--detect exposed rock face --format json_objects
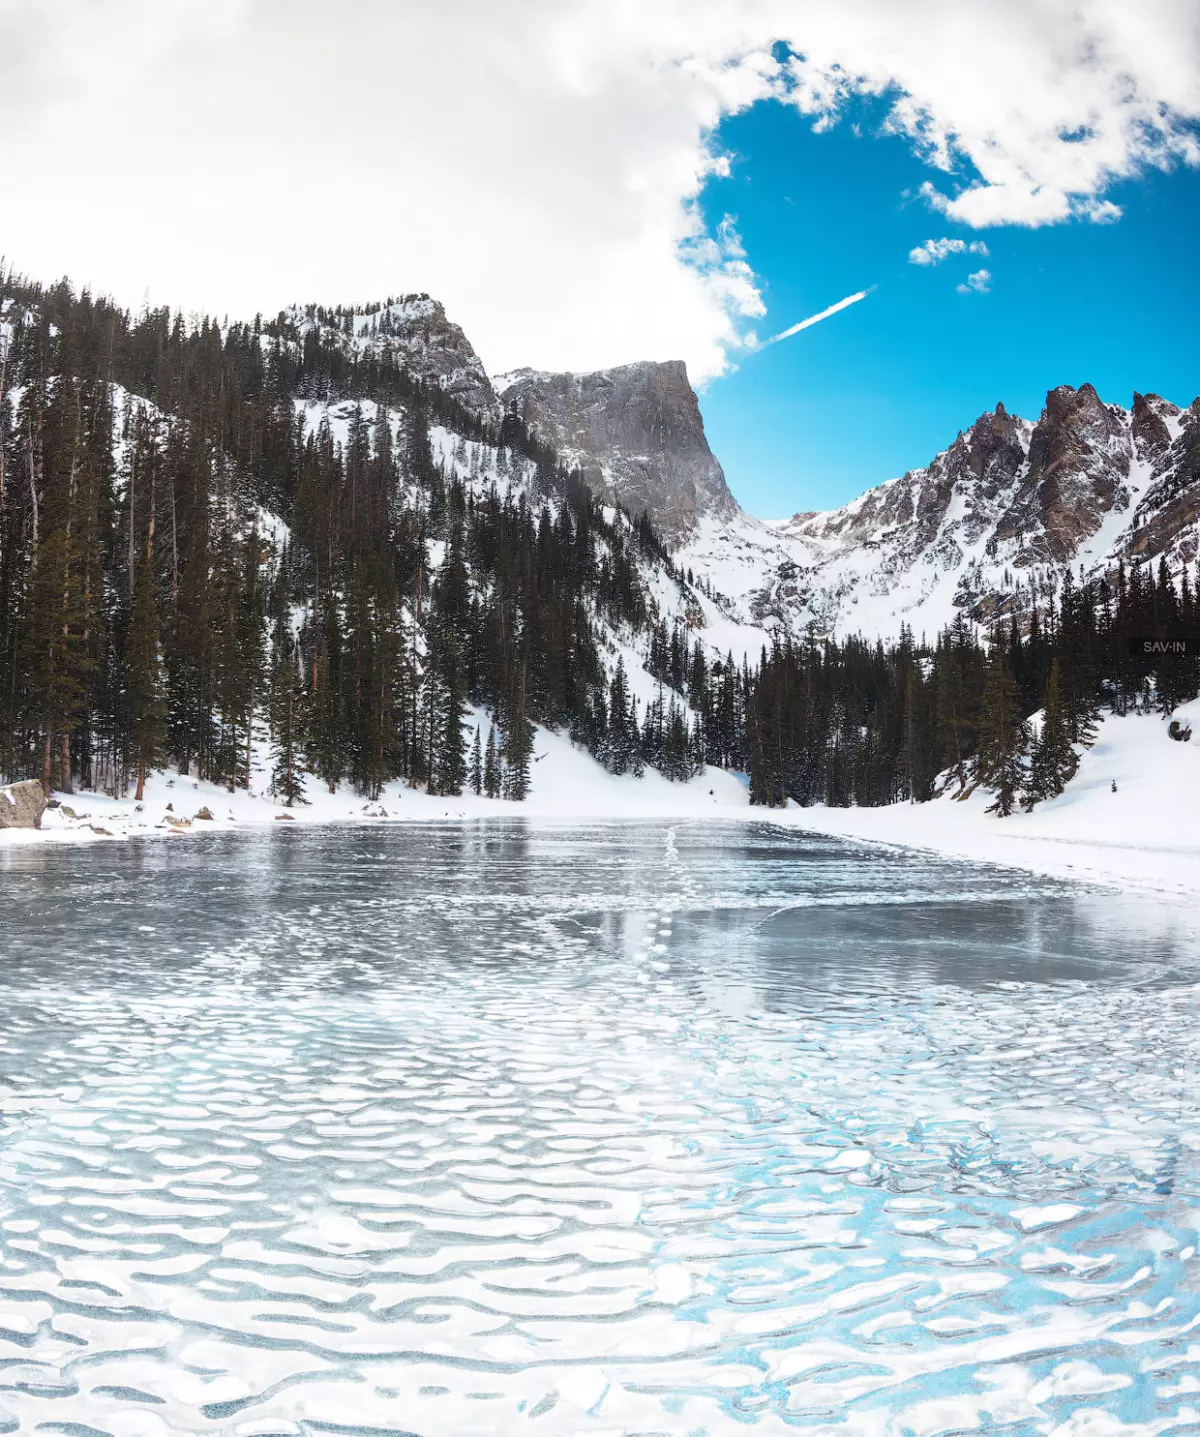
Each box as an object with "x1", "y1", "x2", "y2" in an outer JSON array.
[
  {"x1": 0, "y1": 779, "x2": 46, "y2": 829},
  {"x1": 284, "y1": 296, "x2": 499, "y2": 419},
  {"x1": 1131, "y1": 391, "x2": 1177, "y2": 462},
  {"x1": 1127, "y1": 399, "x2": 1200, "y2": 566},
  {"x1": 995, "y1": 383, "x2": 1131, "y2": 562},
  {"x1": 684, "y1": 382, "x2": 1200, "y2": 642},
  {"x1": 805, "y1": 401, "x2": 1029, "y2": 560},
  {"x1": 498, "y1": 361, "x2": 738, "y2": 546},
  {"x1": 368, "y1": 297, "x2": 498, "y2": 418}
]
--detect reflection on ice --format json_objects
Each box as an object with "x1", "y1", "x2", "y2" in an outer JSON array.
[{"x1": 0, "y1": 820, "x2": 1197, "y2": 1435}]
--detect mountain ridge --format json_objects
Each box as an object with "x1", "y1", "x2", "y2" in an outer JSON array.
[
  {"x1": 496, "y1": 359, "x2": 739, "y2": 547},
  {"x1": 270, "y1": 291, "x2": 1200, "y2": 645}
]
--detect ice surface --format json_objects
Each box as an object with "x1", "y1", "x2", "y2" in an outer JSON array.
[{"x1": 0, "y1": 822, "x2": 1197, "y2": 1435}]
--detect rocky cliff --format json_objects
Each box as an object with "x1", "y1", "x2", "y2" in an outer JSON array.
[
  {"x1": 680, "y1": 384, "x2": 1200, "y2": 641},
  {"x1": 284, "y1": 295, "x2": 499, "y2": 419},
  {"x1": 497, "y1": 361, "x2": 739, "y2": 546},
  {"x1": 281, "y1": 291, "x2": 1200, "y2": 642}
]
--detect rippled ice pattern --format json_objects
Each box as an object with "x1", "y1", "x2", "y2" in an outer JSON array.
[{"x1": 1, "y1": 822, "x2": 1199, "y2": 1437}]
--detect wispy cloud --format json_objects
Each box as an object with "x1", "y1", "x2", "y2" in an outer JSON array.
[
  {"x1": 756, "y1": 289, "x2": 874, "y2": 348},
  {"x1": 909, "y1": 237, "x2": 990, "y2": 266},
  {"x1": 957, "y1": 269, "x2": 992, "y2": 294}
]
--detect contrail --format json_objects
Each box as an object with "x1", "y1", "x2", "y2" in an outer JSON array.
[{"x1": 759, "y1": 287, "x2": 874, "y2": 347}]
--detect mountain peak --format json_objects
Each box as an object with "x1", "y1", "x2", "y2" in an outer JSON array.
[
  {"x1": 281, "y1": 294, "x2": 499, "y2": 418},
  {"x1": 497, "y1": 359, "x2": 738, "y2": 545}
]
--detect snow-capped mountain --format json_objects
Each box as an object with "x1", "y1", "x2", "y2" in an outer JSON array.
[
  {"x1": 285, "y1": 295, "x2": 500, "y2": 419},
  {"x1": 678, "y1": 383, "x2": 1199, "y2": 641},
  {"x1": 266, "y1": 298, "x2": 1200, "y2": 646},
  {"x1": 496, "y1": 361, "x2": 738, "y2": 547},
  {"x1": 6, "y1": 274, "x2": 1199, "y2": 817}
]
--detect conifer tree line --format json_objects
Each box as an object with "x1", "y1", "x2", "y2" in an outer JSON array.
[
  {"x1": 745, "y1": 559, "x2": 1200, "y2": 813},
  {"x1": 1, "y1": 271, "x2": 1196, "y2": 814},
  {"x1": 0, "y1": 272, "x2": 728, "y2": 802}
]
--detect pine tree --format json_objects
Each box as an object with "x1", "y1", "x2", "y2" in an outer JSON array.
[
  {"x1": 1057, "y1": 569, "x2": 1100, "y2": 744},
  {"x1": 470, "y1": 725, "x2": 482, "y2": 796},
  {"x1": 434, "y1": 628, "x2": 468, "y2": 797},
  {"x1": 309, "y1": 600, "x2": 345, "y2": 794},
  {"x1": 269, "y1": 629, "x2": 308, "y2": 806},
  {"x1": 125, "y1": 555, "x2": 166, "y2": 801},
  {"x1": 501, "y1": 665, "x2": 534, "y2": 800},
  {"x1": 978, "y1": 648, "x2": 1027, "y2": 817},
  {"x1": 605, "y1": 657, "x2": 641, "y2": 776},
  {"x1": 900, "y1": 662, "x2": 935, "y2": 802},
  {"x1": 1026, "y1": 658, "x2": 1075, "y2": 807},
  {"x1": 935, "y1": 620, "x2": 983, "y2": 789},
  {"x1": 483, "y1": 724, "x2": 499, "y2": 798}
]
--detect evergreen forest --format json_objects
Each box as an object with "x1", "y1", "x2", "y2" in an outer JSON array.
[{"x1": 1, "y1": 272, "x2": 1197, "y2": 816}]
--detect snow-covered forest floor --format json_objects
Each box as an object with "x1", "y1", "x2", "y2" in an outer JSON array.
[
  {"x1": 5, "y1": 706, "x2": 1197, "y2": 901},
  {"x1": 794, "y1": 703, "x2": 1200, "y2": 898}
]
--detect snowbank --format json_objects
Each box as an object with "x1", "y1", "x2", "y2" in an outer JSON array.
[
  {"x1": 0, "y1": 715, "x2": 749, "y2": 850},
  {"x1": 790, "y1": 706, "x2": 1200, "y2": 897},
  {"x1": 4, "y1": 708, "x2": 1196, "y2": 902}
]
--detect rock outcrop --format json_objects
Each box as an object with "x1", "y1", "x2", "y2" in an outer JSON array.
[
  {"x1": 995, "y1": 383, "x2": 1131, "y2": 562},
  {"x1": 0, "y1": 780, "x2": 47, "y2": 829},
  {"x1": 498, "y1": 360, "x2": 738, "y2": 546},
  {"x1": 284, "y1": 295, "x2": 499, "y2": 419},
  {"x1": 367, "y1": 296, "x2": 498, "y2": 418},
  {"x1": 1127, "y1": 398, "x2": 1200, "y2": 566},
  {"x1": 683, "y1": 382, "x2": 1200, "y2": 642}
]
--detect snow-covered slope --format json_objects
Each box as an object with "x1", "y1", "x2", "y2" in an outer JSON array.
[
  {"x1": 3, "y1": 705, "x2": 749, "y2": 847},
  {"x1": 679, "y1": 385, "x2": 1200, "y2": 642},
  {"x1": 282, "y1": 295, "x2": 499, "y2": 419},
  {"x1": 790, "y1": 702, "x2": 1200, "y2": 897}
]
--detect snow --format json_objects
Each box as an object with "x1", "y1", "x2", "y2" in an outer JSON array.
[
  {"x1": 0, "y1": 708, "x2": 748, "y2": 852},
  {"x1": 6, "y1": 706, "x2": 1197, "y2": 903},
  {"x1": 254, "y1": 503, "x2": 291, "y2": 554},
  {"x1": 787, "y1": 706, "x2": 1200, "y2": 898},
  {"x1": 681, "y1": 397, "x2": 1196, "y2": 647}
]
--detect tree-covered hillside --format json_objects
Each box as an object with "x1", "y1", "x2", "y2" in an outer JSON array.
[
  {"x1": 0, "y1": 272, "x2": 721, "y2": 801},
  {"x1": 2, "y1": 270, "x2": 1197, "y2": 817}
]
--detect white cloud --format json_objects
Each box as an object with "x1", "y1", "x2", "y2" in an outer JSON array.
[
  {"x1": 957, "y1": 269, "x2": 993, "y2": 294},
  {"x1": 1077, "y1": 198, "x2": 1124, "y2": 223},
  {"x1": 908, "y1": 237, "x2": 990, "y2": 266},
  {"x1": 0, "y1": 0, "x2": 1197, "y2": 379}
]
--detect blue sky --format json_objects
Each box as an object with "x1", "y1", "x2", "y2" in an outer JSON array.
[
  {"x1": 697, "y1": 98, "x2": 1200, "y2": 517},
  {"x1": 5, "y1": 2, "x2": 1197, "y2": 519}
]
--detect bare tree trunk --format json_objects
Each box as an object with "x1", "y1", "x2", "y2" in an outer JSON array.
[
  {"x1": 0, "y1": 330, "x2": 8, "y2": 509},
  {"x1": 41, "y1": 732, "x2": 52, "y2": 797},
  {"x1": 135, "y1": 754, "x2": 145, "y2": 803},
  {"x1": 28, "y1": 416, "x2": 39, "y2": 564},
  {"x1": 58, "y1": 391, "x2": 82, "y2": 798},
  {"x1": 285, "y1": 704, "x2": 294, "y2": 806},
  {"x1": 128, "y1": 436, "x2": 136, "y2": 606},
  {"x1": 169, "y1": 469, "x2": 178, "y2": 602}
]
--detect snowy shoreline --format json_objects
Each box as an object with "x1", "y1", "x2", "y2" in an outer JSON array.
[{"x1": 4, "y1": 708, "x2": 1197, "y2": 900}]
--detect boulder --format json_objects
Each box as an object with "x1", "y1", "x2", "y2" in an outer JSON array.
[{"x1": 0, "y1": 780, "x2": 48, "y2": 830}]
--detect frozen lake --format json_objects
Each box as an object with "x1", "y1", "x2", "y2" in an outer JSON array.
[{"x1": 1, "y1": 821, "x2": 1198, "y2": 1436}]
